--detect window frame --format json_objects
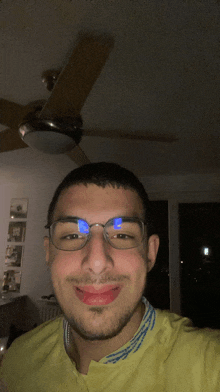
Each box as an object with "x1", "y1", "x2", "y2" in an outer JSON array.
[{"x1": 148, "y1": 191, "x2": 220, "y2": 315}]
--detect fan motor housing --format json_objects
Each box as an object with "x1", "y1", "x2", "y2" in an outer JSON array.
[{"x1": 18, "y1": 117, "x2": 83, "y2": 154}]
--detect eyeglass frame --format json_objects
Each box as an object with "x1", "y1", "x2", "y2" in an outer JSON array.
[{"x1": 45, "y1": 216, "x2": 147, "y2": 251}]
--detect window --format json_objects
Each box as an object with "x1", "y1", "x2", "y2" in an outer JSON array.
[
  {"x1": 144, "y1": 201, "x2": 169, "y2": 310},
  {"x1": 179, "y1": 203, "x2": 220, "y2": 328}
]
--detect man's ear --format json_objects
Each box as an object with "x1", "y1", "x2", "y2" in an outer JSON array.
[
  {"x1": 44, "y1": 236, "x2": 50, "y2": 265},
  {"x1": 147, "y1": 234, "x2": 159, "y2": 272}
]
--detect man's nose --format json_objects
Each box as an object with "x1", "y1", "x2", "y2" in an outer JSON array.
[{"x1": 81, "y1": 229, "x2": 113, "y2": 274}]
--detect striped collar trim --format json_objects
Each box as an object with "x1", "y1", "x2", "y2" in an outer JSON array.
[{"x1": 101, "y1": 297, "x2": 156, "y2": 364}]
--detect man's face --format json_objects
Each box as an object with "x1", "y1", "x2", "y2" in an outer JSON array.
[{"x1": 44, "y1": 184, "x2": 159, "y2": 341}]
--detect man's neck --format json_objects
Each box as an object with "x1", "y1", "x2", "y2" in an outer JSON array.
[{"x1": 67, "y1": 301, "x2": 145, "y2": 375}]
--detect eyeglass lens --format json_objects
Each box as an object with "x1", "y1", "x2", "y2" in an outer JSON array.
[{"x1": 50, "y1": 217, "x2": 144, "y2": 251}]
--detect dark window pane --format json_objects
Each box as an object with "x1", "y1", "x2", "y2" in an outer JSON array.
[
  {"x1": 179, "y1": 203, "x2": 220, "y2": 329},
  {"x1": 144, "y1": 201, "x2": 169, "y2": 310}
]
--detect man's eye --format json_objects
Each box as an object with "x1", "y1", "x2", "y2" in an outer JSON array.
[
  {"x1": 114, "y1": 233, "x2": 133, "y2": 239},
  {"x1": 61, "y1": 233, "x2": 80, "y2": 240}
]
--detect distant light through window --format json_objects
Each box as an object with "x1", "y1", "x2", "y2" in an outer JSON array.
[{"x1": 203, "y1": 247, "x2": 210, "y2": 256}]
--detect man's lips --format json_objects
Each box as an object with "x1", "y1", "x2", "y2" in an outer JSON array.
[
  {"x1": 76, "y1": 284, "x2": 121, "y2": 294},
  {"x1": 74, "y1": 284, "x2": 122, "y2": 305}
]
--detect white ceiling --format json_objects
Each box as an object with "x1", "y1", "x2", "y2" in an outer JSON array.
[{"x1": 0, "y1": 0, "x2": 220, "y2": 178}]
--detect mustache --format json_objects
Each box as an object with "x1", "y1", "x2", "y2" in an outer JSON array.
[{"x1": 66, "y1": 274, "x2": 130, "y2": 285}]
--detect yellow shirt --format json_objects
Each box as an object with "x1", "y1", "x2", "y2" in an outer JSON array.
[{"x1": 1, "y1": 305, "x2": 220, "y2": 391}]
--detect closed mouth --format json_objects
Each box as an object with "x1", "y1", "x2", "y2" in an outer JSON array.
[
  {"x1": 76, "y1": 284, "x2": 121, "y2": 294},
  {"x1": 74, "y1": 284, "x2": 122, "y2": 305}
]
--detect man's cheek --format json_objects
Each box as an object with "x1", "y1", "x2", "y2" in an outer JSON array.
[{"x1": 138, "y1": 243, "x2": 148, "y2": 261}]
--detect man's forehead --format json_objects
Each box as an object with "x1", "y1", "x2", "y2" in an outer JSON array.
[
  {"x1": 54, "y1": 183, "x2": 145, "y2": 219},
  {"x1": 58, "y1": 183, "x2": 142, "y2": 201}
]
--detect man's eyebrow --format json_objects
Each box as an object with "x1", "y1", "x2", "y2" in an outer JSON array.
[
  {"x1": 54, "y1": 213, "x2": 145, "y2": 222},
  {"x1": 54, "y1": 215, "x2": 83, "y2": 221}
]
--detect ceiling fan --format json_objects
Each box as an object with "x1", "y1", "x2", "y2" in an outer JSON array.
[{"x1": 0, "y1": 32, "x2": 177, "y2": 166}]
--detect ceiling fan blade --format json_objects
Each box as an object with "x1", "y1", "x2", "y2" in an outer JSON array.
[
  {"x1": 65, "y1": 145, "x2": 90, "y2": 166},
  {"x1": 40, "y1": 33, "x2": 114, "y2": 119},
  {"x1": 0, "y1": 127, "x2": 28, "y2": 152},
  {"x1": 0, "y1": 99, "x2": 28, "y2": 129},
  {"x1": 82, "y1": 129, "x2": 178, "y2": 142}
]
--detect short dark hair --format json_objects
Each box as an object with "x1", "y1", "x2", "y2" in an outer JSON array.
[{"x1": 46, "y1": 162, "x2": 155, "y2": 236}]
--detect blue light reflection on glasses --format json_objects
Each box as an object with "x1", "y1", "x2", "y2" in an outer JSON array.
[
  {"x1": 78, "y1": 219, "x2": 89, "y2": 233},
  {"x1": 114, "y1": 217, "x2": 122, "y2": 230},
  {"x1": 77, "y1": 217, "x2": 123, "y2": 233}
]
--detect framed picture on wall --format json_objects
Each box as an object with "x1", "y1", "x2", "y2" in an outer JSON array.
[
  {"x1": 10, "y1": 198, "x2": 28, "y2": 219},
  {"x1": 5, "y1": 245, "x2": 24, "y2": 267},
  {"x1": 2, "y1": 270, "x2": 22, "y2": 293},
  {"x1": 7, "y1": 222, "x2": 26, "y2": 242}
]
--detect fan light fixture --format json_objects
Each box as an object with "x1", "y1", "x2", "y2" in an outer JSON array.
[{"x1": 18, "y1": 117, "x2": 83, "y2": 154}]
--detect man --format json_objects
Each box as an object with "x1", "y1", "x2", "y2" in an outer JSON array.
[{"x1": 1, "y1": 162, "x2": 220, "y2": 391}]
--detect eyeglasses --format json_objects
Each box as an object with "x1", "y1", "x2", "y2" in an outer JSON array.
[{"x1": 47, "y1": 216, "x2": 146, "y2": 251}]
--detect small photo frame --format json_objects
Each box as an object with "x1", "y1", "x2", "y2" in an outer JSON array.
[
  {"x1": 5, "y1": 245, "x2": 24, "y2": 267},
  {"x1": 2, "y1": 270, "x2": 22, "y2": 293},
  {"x1": 10, "y1": 198, "x2": 28, "y2": 219},
  {"x1": 7, "y1": 221, "x2": 26, "y2": 242}
]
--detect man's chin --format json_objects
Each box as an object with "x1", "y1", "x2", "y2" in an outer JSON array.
[
  {"x1": 73, "y1": 327, "x2": 123, "y2": 341},
  {"x1": 65, "y1": 299, "x2": 143, "y2": 342}
]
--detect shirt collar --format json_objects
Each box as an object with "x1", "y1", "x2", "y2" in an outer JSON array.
[
  {"x1": 63, "y1": 297, "x2": 156, "y2": 364},
  {"x1": 101, "y1": 297, "x2": 156, "y2": 364}
]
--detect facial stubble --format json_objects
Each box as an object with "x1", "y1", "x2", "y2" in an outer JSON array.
[{"x1": 65, "y1": 291, "x2": 144, "y2": 341}]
